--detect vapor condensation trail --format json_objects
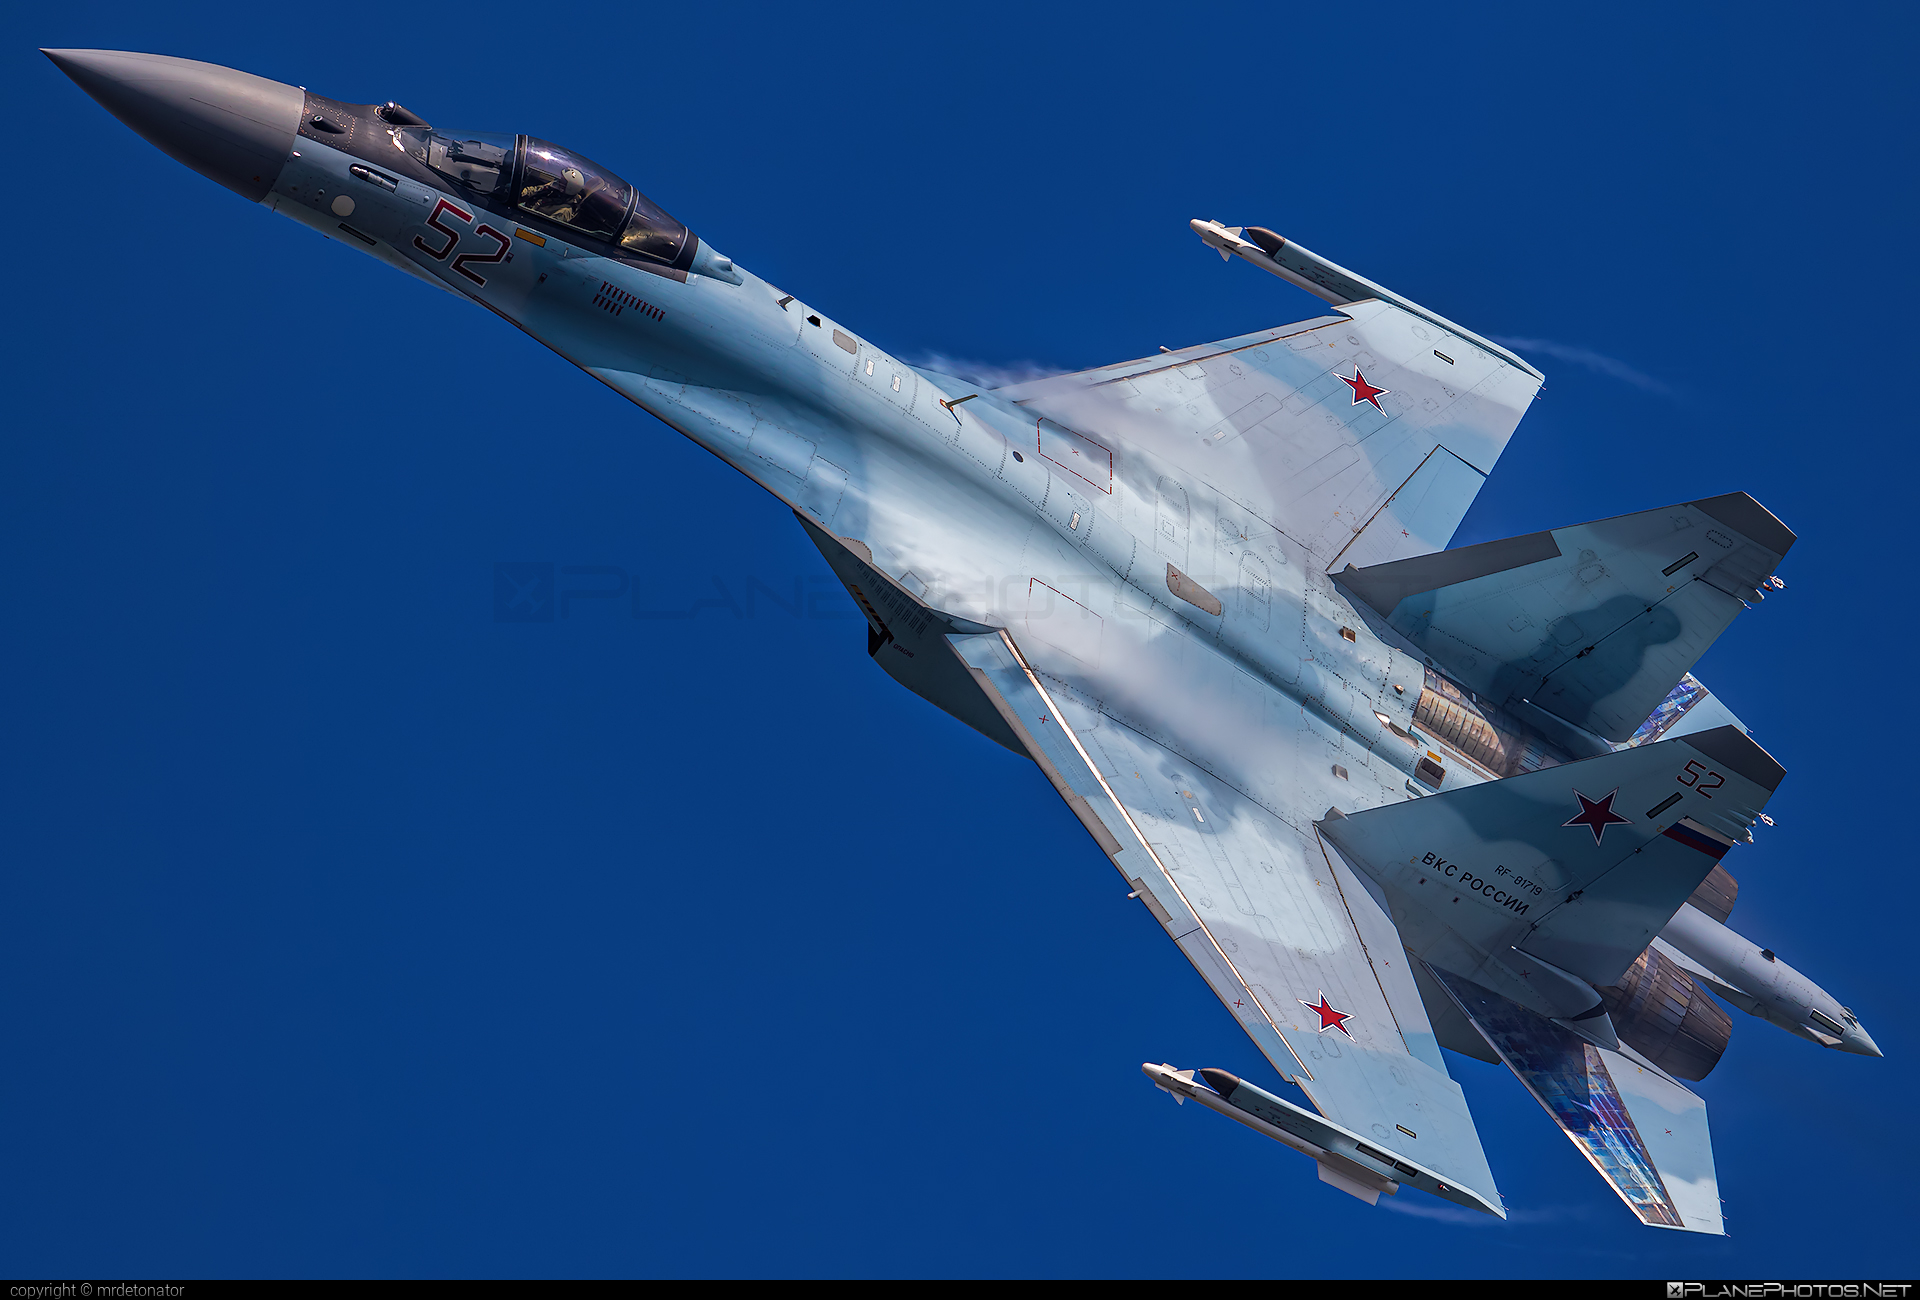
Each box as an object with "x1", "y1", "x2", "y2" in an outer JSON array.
[{"x1": 1490, "y1": 336, "x2": 1675, "y2": 397}]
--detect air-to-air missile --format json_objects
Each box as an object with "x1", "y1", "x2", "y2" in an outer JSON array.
[{"x1": 1140, "y1": 1063, "x2": 1503, "y2": 1216}]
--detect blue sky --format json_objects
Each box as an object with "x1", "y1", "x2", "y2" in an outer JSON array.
[{"x1": 3, "y1": 0, "x2": 1915, "y2": 1278}]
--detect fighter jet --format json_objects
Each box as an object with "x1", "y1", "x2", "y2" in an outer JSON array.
[{"x1": 46, "y1": 48, "x2": 1880, "y2": 1235}]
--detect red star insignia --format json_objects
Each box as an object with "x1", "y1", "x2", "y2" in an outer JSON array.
[
  {"x1": 1339, "y1": 368, "x2": 1390, "y2": 412},
  {"x1": 1563, "y1": 788, "x2": 1633, "y2": 845},
  {"x1": 1299, "y1": 992, "x2": 1354, "y2": 1037}
]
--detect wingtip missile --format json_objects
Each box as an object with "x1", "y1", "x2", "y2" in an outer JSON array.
[
  {"x1": 1139, "y1": 1062, "x2": 1504, "y2": 1217},
  {"x1": 1145, "y1": 1062, "x2": 1196, "y2": 1102},
  {"x1": 1189, "y1": 217, "x2": 1259, "y2": 258},
  {"x1": 1186, "y1": 216, "x2": 1546, "y2": 380}
]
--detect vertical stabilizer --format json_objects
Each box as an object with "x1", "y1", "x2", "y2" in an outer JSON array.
[{"x1": 1431, "y1": 967, "x2": 1722, "y2": 1234}]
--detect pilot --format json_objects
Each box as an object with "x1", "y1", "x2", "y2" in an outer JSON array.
[{"x1": 520, "y1": 162, "x2": 602, "y2": 227}]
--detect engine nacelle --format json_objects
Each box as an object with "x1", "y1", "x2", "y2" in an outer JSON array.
[{"x1": 1598, "y1": 946, "x2": 1732, "y2": 1081}]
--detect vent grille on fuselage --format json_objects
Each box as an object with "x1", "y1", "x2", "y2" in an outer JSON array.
[{"x1": 592, "y1": 281, "x2": 665, "y2": 322}]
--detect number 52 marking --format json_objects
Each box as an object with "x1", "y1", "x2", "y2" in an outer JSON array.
[
  {"x1": 413, "y1": 197, "x2": 511, "y2": 287},
  {"x1": 1678, "y1": 760, "x2": 1725, "y2": 797}
]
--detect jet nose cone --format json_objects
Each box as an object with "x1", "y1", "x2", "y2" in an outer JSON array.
[
  {"x1": 1845, "y1": 1025, "x2": 1884, "y2": 1058},
  {"x1": 43, "y1": 49, "x2": 303, "y2": 201}
]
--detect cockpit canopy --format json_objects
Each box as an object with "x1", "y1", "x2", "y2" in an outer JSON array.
[{"x1": 396, "y1": 129, "x2": 690, "y2": 267}]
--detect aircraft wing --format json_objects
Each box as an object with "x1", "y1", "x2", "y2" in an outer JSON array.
[
  {"x1": 992, "y1": 231, "x2": 1544, "y2": 571},
  {"x1": 948, "y1": 628, "x2": 1505, "y2": 1217}
]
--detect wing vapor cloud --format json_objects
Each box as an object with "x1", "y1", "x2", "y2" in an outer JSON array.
[
  {"x1": 1380, "y1": 1197, "x2": 1595, "y2": 1225},
  {"x1": 906, "y1": 353, "x2": 1066, "y2": 390},
  {"x1": 1377, "y1": 1197, "x2": 1498, "y2": 1224},
  {"x1": 1488, "y1": 336, "x2": 1674, "y2": 397}
]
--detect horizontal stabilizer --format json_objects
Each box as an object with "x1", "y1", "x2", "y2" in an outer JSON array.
[
  {"x1": 1431, "y1": 968, "x2": 1723, "y2": 1234},
  {"x1": 1320, "y1": 726, "x2": 1783, "y2": 989},
  {"x1": 1336, "y1": 494, "x2": 1794, "y2": 741}
]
